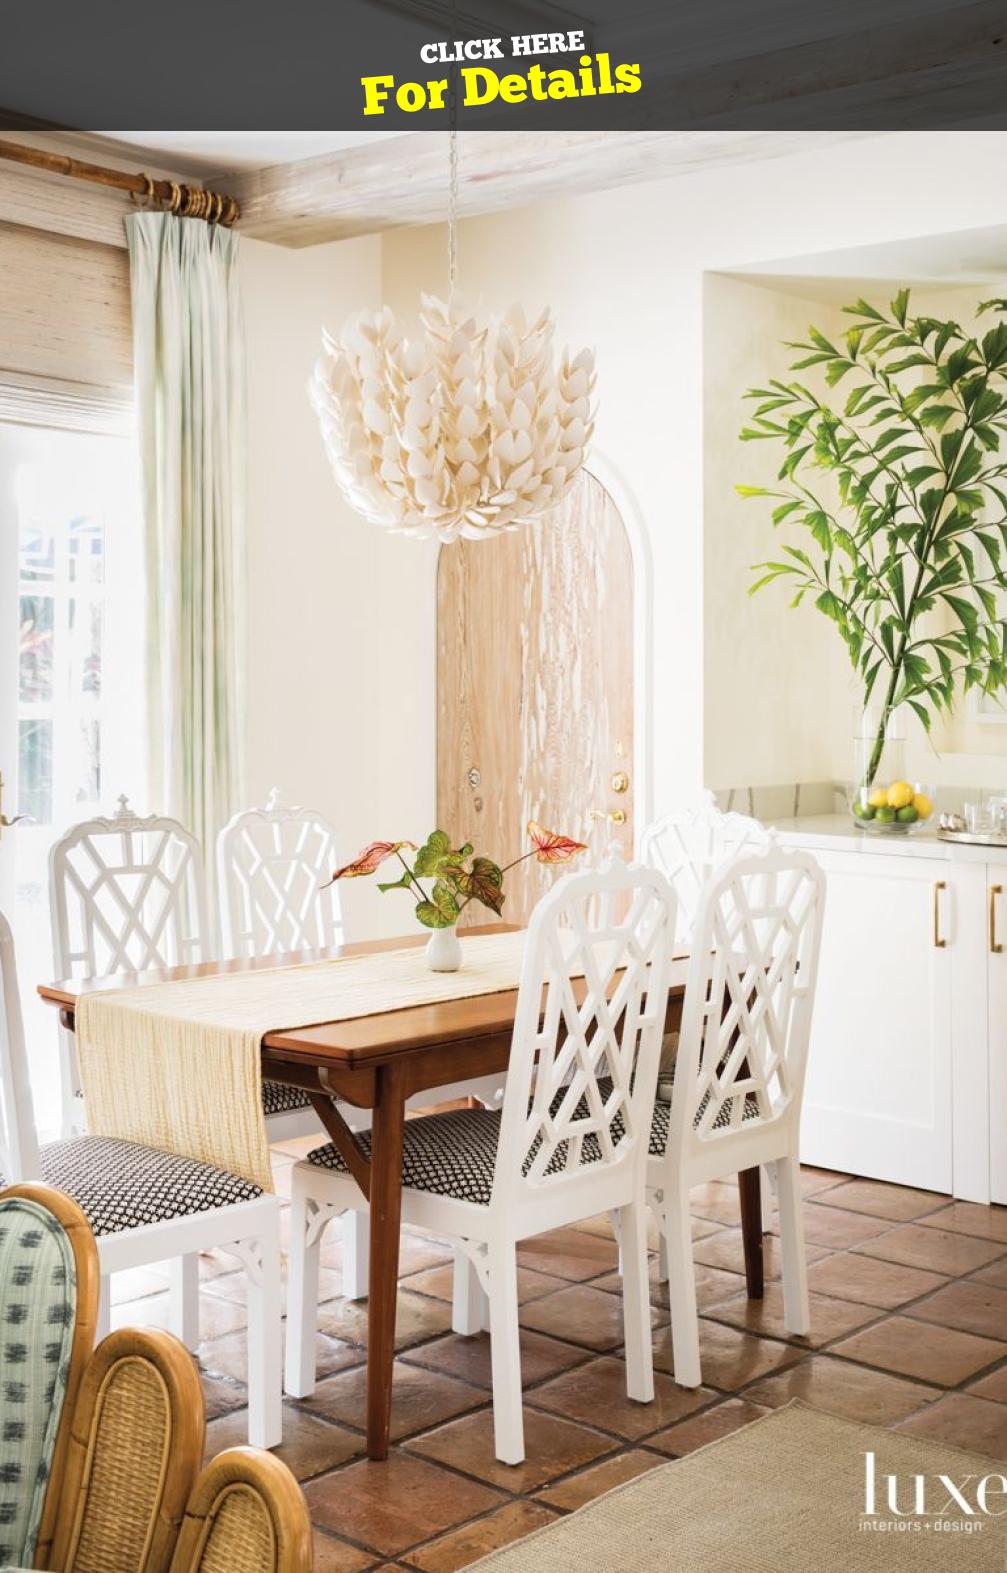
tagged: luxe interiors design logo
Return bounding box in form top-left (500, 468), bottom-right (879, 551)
top-left (862, 1451), bottom-right (1007, 1538)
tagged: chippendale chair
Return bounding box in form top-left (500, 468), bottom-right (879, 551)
top-left (285, 852), bottom-right (678, 1464)
top-left (639, 791), bottom-right (768, 948)
top-left (0, 911), bottom-right (282, 1448)
top-left (648, 842), bottom-right (826, 1388)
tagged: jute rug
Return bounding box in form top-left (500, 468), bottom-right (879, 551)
top-left (471, 1403), bottom-right (1007, 1571)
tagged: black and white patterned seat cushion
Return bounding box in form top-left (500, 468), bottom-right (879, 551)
top-left (5, 1137), bottom-right (264, 1235)
top-left (78, 1079), bottom-right (310, 1119)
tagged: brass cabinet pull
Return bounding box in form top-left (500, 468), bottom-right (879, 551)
top-left (991, 884), bottom-right (1004, 954)
top-left (933, 880), bottom-right (947, 949)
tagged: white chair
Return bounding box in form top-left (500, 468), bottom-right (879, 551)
top-left (0, 909), bottom-right (282, 1448)
top-left (284, 851), bottom-right (677, 1464)
top-left (639, 791), bottom-right (768, 947)
top-left (647, 841), bottom-right (825, 1388)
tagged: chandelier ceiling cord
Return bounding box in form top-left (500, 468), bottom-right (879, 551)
top-left (310, 102), bottom-right (596, 542)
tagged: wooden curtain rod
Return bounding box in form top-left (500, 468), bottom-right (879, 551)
top-left (0, 138), bottom-right (240, 225)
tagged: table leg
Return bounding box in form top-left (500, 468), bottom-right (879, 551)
top-left (737, 1168), bottom-right (764, 1299)
top-left (366, 1060), bottom-right (406, 1459)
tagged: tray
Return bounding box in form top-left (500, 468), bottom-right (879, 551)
top-left (937, 828), bottom-right (1007, 848)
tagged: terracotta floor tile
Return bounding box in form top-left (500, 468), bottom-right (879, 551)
top-left (304, 1454), bottom-right (504, 1557)
top-left (971, 1257), bottom-right (1007, 1290)
top-left (969, 1366), bottom-right (1007, 1404)
top-left (806, 1251), bottom-right (948, 1310)
top-left (909, 1279), bottom-right (1007, 1341)
top-left (408, 1407), bottom-right (616, 1492)
top-left (646, 1396), bottom-right (770, 1456)
top-left (569, 1212), bottom-right (664, 1248)
top-left (815, 1179), bottom-right (949, 1223)
top-left (199, 1370), bottom-right (247, 1418)
top-left (689, 1181), bottom-right (744, 1226)
top-left (535, 1448), bottom-right (664, 1510)
top-left (205, 1406), bottom-right (361, 1479)
top-left (896, 1393), bottom-right (1007, 1461)
top-left (799, 1168), bottom-right (850, 1197)
top-left (206, 1261), bottom-right (344, 1306)
top-left (299, 1360), bottom-right (487, 1443)
top-left (112, 1290), bottom-right (247, 1341)
top-left (832, 1315), bottom-right (1007, 1386)
top-left (593, 1260), bottom-right (744, 1313)
top-left (918, 1202), bottom-right (1007, 1244)
top-left (745, 1354), bottom-right (938, 1425)
top-left (518, 1284), bottom-right (666, 1351)
top-left (401, 1262), bottom-right (567, 1306)
top-left (312, 1530), bottom-right (376, 1573)
top-left (401, 1329), bottom-right (590, 1390)
top-left (199, 1326), bottom-right (364, 1387)
top-left (789, 1203), bottom-right (897, 1250)
top-left (650, 1319), bottom-right (802, 1391)
top-left (692, 1229), bottom-right (830, 1278)
top-left (109, 1265), bottom-right (168, 1304)
top-left (855, 1224), bottom-right (1007, 1276)
top-left (515, 1227), bottom-right (620, 1281)
top-left (705, 1285), bottom-right (882, 1347)
top-left (405, 1501), bottom-right (558, 1572)
top-left (318, 1290), bottom-right (453, 1351)
top-left (528, 1356), bottom-right (716, 1440)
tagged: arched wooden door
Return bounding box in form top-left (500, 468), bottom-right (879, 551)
top-left (436, 469), bottom-right (634, 927)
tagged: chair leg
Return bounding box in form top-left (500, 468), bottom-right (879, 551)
top-left (656, 1220), bottom-right (670, 1284)
top-left (618, 1199), bottom-right (654, 1403)
top-left (285, 1187), bottom-right (322, 1399)
top-left (775, 1154), bottom-right (810, 1335)
top-left (609, 1208), bottom-right (624, 1276)
top-left (760, 1164), bottom-right (777, 1225)
top-left (97, 1274), bottom-right (111, 1341)
top-left (452, 1250), bottom-right (486, 1336)
top-left (168, 1254), bottom-right (200, 1350)
top-left (664, 1187), bottom-right (701, 1388)
top-left (487, 1241), bottom-right (524, 1465)
top-left (246, 1211), bottom-right (283, 1449)
top-left (342, 1208), bottom-right (370, 1302)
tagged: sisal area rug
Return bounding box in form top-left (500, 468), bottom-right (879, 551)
top-left (471, 1403), bottom-right (1007, 1571)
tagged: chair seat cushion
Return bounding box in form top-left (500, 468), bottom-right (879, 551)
top-left (307, 1107), bottom-right (504, 1205)
top-left (261, 1079), bottom-right (312, 1117)
top-left (35, 1137), bottom-right (262, 1235)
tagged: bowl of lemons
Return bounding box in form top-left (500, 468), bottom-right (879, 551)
top-left (851, 781), bottom-right (935, 833)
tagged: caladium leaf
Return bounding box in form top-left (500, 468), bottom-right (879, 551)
top-left (328, 841), bottom-right (415, 881)
top-left (456, 856), bottom-right (505, 913)
top-left (527, 821), bottom-right (589, 864)
top-left (414, 882), bottom-right (458, 930)
top-left (414, 829), bottom-right (455, 876)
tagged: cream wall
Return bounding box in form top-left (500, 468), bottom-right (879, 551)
top-left (240, 132), bottom-right (1007, 917)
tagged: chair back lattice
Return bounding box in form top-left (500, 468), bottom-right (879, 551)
top-left (495, 853), bottom-right (677, 1209)
top-left (0, 913), bottom-right (41, 1183)
top-left (667, 843), bottom-right (825, 1163)
top-left (639, 792), bottom-right (768, 946)
top-left (49, 796), bottom-right (207, 981)
top-left (216, 791), bottom-right (344, 959)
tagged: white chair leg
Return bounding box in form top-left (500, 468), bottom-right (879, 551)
top-left (760, 1164), bottom-right (776, 1224)
top-left (664, 1187), bottom-right (701, 1388)
top-left (487, 1242), bottom-right (524, 1465)
top-left (775, 1154), bottom-right (810, 1336)
top-left (609, 1208), bottom-right (624, 1276)
top-left (285, 1187), bottom-right (321, 1399)
top-left (618, 1199), bottom-right (654, 1403)
top-left (168, 1254), bottom-right (200, 1351)
top-left (452, 1250), bottom-right (486, 1336)
top-left (97, 1274), bottom-right (111, 1341)
top-left (246, 1210), bottom-right (283, 1449)
top-left (342, 1208), bottom-right (370, 1301)
top-left (656, 1227), bottom-right (670, 1284)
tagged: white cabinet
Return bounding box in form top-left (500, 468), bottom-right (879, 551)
top-left (986, 865), bottom-right (1007, 1205)
top-left (800, 848), bottom-right (954, 1194)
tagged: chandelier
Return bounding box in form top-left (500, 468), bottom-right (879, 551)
top-left (309, 132), bottom-right (596, 543)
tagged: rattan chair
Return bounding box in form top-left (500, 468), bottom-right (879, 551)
top-left (168, 1449), bottom-right (311, 1573)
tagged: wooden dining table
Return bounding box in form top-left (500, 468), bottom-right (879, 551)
top-left (40, 923), bottom-right (764, 1460)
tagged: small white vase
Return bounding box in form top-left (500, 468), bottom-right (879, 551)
top-left (425, 923), bottom-right (462, 972)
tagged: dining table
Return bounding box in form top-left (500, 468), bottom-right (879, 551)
top-left (40, 922), bottom-right (765, 1460)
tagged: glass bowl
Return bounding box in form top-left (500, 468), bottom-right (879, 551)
top-left (850, 780), bottom-right (936, 834)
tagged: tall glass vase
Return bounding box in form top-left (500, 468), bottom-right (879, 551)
top-left (851, 703), bottom-right (935, 832)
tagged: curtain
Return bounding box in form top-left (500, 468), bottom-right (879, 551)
top-left (126, 212), bottom-right (245, 860)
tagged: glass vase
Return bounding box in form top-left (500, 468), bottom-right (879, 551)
top-left (850, 703), bottom-right (935, 833)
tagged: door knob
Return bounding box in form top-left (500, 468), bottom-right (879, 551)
top-left (589, 808), bottom-right (627, 826)
top-left (610, 771), bottom-right (630, 794)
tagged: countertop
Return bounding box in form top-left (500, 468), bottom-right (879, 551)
top-left (770, 814), bottom-right (1002, 862)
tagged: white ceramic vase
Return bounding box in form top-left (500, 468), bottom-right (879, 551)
top-left (425, 923), bottom-right (462, 972)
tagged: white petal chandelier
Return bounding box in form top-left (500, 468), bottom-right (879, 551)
top-left (309, 136), bottom-right (596, 543)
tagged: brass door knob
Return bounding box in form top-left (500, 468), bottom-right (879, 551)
top-left (610, 771), bottom-right (630, 794)
top-left (589, 808), bottom-right (627, 826)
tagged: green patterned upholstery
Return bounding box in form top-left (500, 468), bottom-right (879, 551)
top-left (0, 1197), bottom-right (77, 1568)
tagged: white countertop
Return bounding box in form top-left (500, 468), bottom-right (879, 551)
top-left (769, 814), bottom-right (999, 862)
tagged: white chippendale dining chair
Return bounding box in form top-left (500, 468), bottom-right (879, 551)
top-left (284, 851), bottom-right (677, 1465)
top-left (0, 908), bottom-right (283, 1448)
top-left (639, 791), bottom-right (768, 948)
top-left (648, 841), bottom-right (825, 1388)
top-left (49, 794), bottom-right (296, 1351)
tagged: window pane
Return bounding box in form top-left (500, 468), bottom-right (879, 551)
top-left (69, 514), bottom-right (105, 584)
top-left (76, 717), bottom-right (101, 805)
top-left (18, 523), bottom-right (55, 582)
top-left (18, 718), bottom-right (53, 825)
top-left (19, 594), bottom-right (54, 703)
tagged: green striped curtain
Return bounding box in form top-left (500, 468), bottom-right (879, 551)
top-left (126, 212), bottom-right (245, 861)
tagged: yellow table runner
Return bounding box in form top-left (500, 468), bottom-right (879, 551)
top-left (75, 930), bottom-right (528, 1192)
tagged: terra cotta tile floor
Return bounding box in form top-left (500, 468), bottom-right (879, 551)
top-left (109, 1148), bottom-right (1007, 1572)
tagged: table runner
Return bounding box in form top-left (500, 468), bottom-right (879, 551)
top-left (75, 930), bottom-right (528, 1190)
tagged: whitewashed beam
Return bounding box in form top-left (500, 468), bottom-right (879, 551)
top-left (0, 161), bottom-right (129, 248)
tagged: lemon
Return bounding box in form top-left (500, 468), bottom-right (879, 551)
top-left (868, 787), bottom-right (889, 809)
top-left (912, 792), bottom-right (933, 820)
top-left (887, 781), bottom-right (914, 810)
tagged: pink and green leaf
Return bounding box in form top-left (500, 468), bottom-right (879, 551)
top-left (527, 821), bottom-right (589, 864)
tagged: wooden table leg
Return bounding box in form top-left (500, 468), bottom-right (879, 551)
top-left (366, 1060), bottom-right (407, 1460)
top-left (737, 1168), bottom-right (764, 1299)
